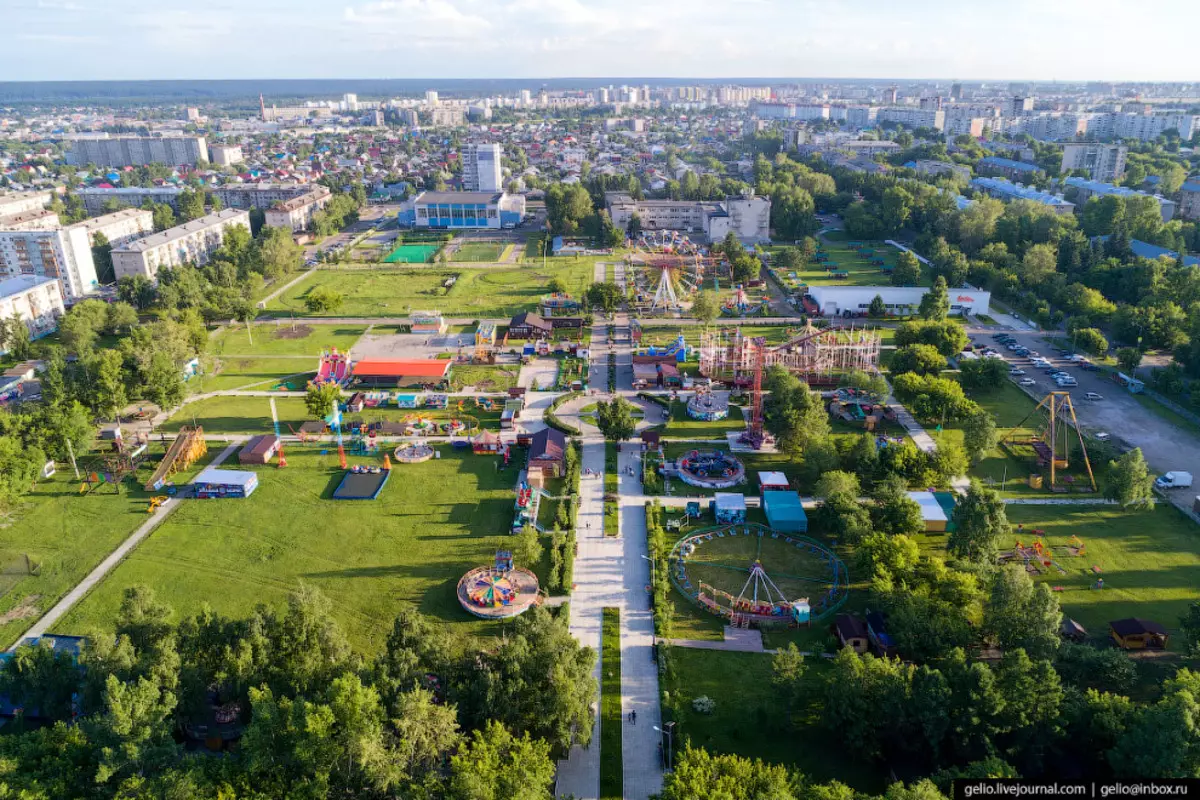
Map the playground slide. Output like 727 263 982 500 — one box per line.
333 359 348 384
316 359 333 382
143 432 191 491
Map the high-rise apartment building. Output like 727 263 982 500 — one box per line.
1061 144 1127 183
69 136 209 167
0 226 98 300
462 143 503 192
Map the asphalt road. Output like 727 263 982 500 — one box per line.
969 327 1200 514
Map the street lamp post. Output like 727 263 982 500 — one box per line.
654 722 676 772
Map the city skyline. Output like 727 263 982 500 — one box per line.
5 0 1200 84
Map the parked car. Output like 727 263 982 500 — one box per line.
1010 369 1026 376
1019 378 1037 386
1085 392 1103 401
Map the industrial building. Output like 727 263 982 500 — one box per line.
604 192 771 243
1060 143 1127 183
0 275 64 352
111 209 251 281
397 191 526 230
805 285 991 317
263 186 332 232
1063 177 1174 222
462 143 503 192
69 136 209 167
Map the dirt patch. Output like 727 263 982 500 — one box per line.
0 595 42 625
273 324 314 340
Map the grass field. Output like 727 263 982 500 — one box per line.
679 531 840 612
162 396 309 436
267 264 593 318
448 364 519 392
663 650 885 791
53 447 543 652
191 357 316 394
452 243 504 262
662 399 745 438
600 607 622 800
998 503 1200 649
208 323 367 357
0 443 218 648
768 236 930 290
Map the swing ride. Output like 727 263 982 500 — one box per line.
1000 390 1097 492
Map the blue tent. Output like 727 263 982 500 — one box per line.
763 491 808 533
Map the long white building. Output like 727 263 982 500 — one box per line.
0 191 53 218
807 284 991 317
75 186 185 215
112 209 251 281
210 183 317 210
0 275 64 351
69 136 209 167
604 192 771 243
73 208 155 246
0 226 97 300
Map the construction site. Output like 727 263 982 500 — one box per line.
698 323 882 387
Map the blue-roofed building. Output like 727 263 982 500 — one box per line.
397 191 526 230
763 491 808 533
1181 180 1200 222
978 156 1043 181
1063 177 1175 222
969 177 1075 215
1094 236 1200 267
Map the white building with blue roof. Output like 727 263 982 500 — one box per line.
1063 177 1175 222
969 177 1075 215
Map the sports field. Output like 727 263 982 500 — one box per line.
452 243 504 262
267 263 593 318
384 243 440 263
53 447 544 652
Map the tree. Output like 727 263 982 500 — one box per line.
814 470 860 500
546 277 567 295
91 231 115 284
892 251 922 286
948 480 1008 563
868 294 887 318
595 398 636 442
255 225 304 279
305 286 345 313
983 566 1062 659
660 747 802 800
891 344 947 376
105 301 139 335
626 212 643 239
58 298 109 353
919 276 950 321
0 313 32 360
584 281 623 313
772 643 807 720
872 476 924 537
1115 346 1142 376
513 524 544 568
891 373 972 421
815 490 873 544
91 349 128 419
0 436 46 511
959 356 1008 391
1103 448 1155 509
690 289 720 325
1180 602 1200 657
306 382 342 419
962 409 998 463
1072 327 1109 356
177 188 206 222
896 320 968 357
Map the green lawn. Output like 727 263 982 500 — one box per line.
0 443 218 648
208 323 367 357
190 357 316 394
53 447 543 653
600 607 623 800
266 264 593 318
662 399 745 439
452 243 504 263
994 504 1200 651
767 237 930 290
162 396 309 436
663 650 886 791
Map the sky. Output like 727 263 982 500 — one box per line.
4 0 1200 83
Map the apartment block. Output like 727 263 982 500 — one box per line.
0 226 98 299
111 209 251 281
0 275 64 350
210 183 316 210
604 192 771 243
1061 144 1127 183
73 208 156 246
75 186 185 215
0 209 61 231
877 107 945 131
431 106 466 127
977 156 1043 182
970 177 1074 215
70 136 209 167
0 191 54 218
912 160 972 182
462 143 503 192
1180 181 1200 222
210 144 244 167
263 186 332 232
845 106 879 128
1063 178 1176 222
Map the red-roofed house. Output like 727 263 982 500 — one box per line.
351 359 452 388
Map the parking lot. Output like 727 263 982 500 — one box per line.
969 326 1200 515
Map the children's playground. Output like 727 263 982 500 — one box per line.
667 449 747 489
994 503 1200 649
52 445 544 652
669 523 849 629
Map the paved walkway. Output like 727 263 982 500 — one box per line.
668 626 767 653
11 440 242 649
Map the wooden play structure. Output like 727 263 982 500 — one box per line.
699 322 881 387
1001 391 1097 492
144 426 208 491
